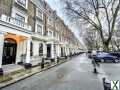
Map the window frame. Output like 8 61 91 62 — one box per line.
37 9 43 20
37 24 43 35
15 0 27 8
39 43 43 56
15 13 25 22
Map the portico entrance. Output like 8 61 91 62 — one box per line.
2 38 17 65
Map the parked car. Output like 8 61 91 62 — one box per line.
93 52 120 63
109 52 120 59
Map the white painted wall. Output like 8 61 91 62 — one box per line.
43 44 47 58
0 22 31 38
32 40 40 56
16 40 27 64
0 33 4 68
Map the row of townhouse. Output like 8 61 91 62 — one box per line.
0 0 81 74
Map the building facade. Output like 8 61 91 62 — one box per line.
0 0 81 74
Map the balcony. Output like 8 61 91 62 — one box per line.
0 14 31 31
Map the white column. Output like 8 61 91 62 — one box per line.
0 33 4 68
25 38 31 63
57 44 60 57
65 45 67 56
43 43 47 58
66 47 69 56
51 44 54 58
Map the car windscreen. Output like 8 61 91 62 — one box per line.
97 53 108 57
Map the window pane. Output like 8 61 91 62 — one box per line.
38 10 42 19
15 14 25 22
39 43 43 56
37 25 42 35
17 0 26 7
49 31 52 36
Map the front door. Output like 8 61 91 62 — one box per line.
61 47 64 57
47 44 51 58
2 39 17 65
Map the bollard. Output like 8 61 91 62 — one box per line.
93 67 98 73
57 57 59 63
57 59 59 63
24 63 32 69
102 78 111 90
65 56 67 59
41 58 44 69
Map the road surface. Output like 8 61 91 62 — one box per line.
1 54 120 90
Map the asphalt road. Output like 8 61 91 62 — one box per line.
1 54 120 90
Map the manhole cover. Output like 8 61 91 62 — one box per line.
57 73 64 79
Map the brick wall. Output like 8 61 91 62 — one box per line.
0 0 13 16
28 0 36 32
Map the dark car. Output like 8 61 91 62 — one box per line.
109 52 120 58
93 52 120 63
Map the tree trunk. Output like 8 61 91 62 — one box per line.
103 42 109 52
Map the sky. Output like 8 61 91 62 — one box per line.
46 0 86 48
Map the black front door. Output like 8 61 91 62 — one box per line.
61 47 64 57
2 39 17 65
47 44 51 58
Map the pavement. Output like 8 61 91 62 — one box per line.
2 64 24 74
1 53 120 90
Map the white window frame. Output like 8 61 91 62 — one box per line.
15 13 25 22
37 24 43 35
48 30 53 37
11 7 28 23
36 8 43 20
15 0 28 9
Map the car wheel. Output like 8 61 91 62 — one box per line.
101 59 104 63
114 59 119 63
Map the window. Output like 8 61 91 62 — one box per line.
39 43 43 56
15 14 25 22
37 10 43 19
30 42 33 56
17 0 26 7
37 25 42 35
48 31 53 37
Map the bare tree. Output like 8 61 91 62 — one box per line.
63 0 120 51
84 30 101 50
111 31 120 51
113 39 120 50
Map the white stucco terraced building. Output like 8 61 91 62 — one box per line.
0 0 82 75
